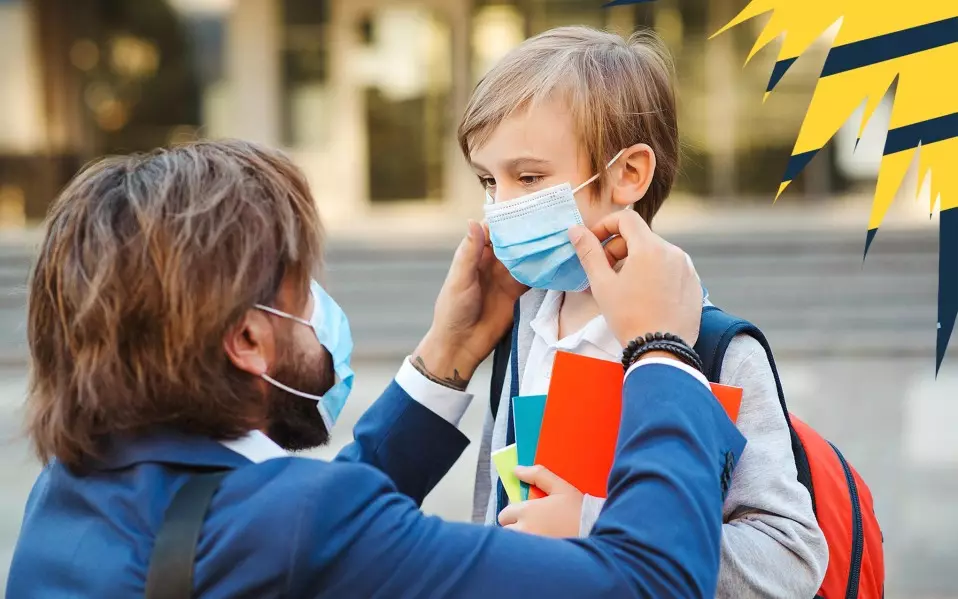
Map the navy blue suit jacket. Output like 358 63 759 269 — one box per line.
7 364 745 598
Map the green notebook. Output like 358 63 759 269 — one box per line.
491 444 521 505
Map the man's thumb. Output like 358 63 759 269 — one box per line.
569 225 611 286
449 221 483 276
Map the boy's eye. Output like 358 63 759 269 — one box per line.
478 176 496 190
519 175 543 186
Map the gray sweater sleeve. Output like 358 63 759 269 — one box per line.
472 404 496 524
578 335 828 598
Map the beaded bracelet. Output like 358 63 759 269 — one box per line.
621 332 704 374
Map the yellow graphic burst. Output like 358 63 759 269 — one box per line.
712 2 958 374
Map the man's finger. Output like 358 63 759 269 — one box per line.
602 236 628 266
568 226 613 291
514 465 576 496
467 219 485 261
445 220 484 285
498 504 522 526
588 210 652 255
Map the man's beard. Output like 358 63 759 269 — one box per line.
265 341 336 452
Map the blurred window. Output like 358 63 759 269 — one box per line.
280 0 331 149
356 6 452 203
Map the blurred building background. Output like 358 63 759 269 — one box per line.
0 0 892 232
0 1 954 598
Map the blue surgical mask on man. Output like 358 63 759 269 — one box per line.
254 280 355 430
484 149 627 292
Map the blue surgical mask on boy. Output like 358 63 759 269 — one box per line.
484 149 626 292
254 280 355 430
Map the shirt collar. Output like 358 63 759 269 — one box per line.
528 290 563 345
89 428 290 472
527 284 710 361
529 290 621 360
219 430 288 464
91 428 255 471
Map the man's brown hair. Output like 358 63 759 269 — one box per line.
26 139 323 469
458 26 679 224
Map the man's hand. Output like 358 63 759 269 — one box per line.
569 211 702 347
497 466 583 537
413 220 527 389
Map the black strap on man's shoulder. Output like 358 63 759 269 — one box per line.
145 469 229 599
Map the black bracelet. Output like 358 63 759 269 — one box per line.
635 340 703 372
621 332 704 373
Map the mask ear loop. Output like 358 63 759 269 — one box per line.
261 373 334 431
254 302 328 400
261 373 326 401
254 304 312 328
571 148 629 194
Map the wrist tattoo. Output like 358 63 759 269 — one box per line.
412 355 469 391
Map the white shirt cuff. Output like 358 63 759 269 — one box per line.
395 356 474 428
625 357 710 389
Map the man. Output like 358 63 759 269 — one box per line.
7 140 744 598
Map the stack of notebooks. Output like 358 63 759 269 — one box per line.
492 351 743 503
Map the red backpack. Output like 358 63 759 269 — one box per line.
695 306 885 599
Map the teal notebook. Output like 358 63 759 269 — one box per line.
512 395 547 500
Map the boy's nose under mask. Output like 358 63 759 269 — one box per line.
484 149 625 292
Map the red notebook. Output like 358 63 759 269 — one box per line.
710 382 743 424
529 351 742 499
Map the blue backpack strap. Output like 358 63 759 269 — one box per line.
489 331 512 420
491 301 521 523
694 306 815 504
694 306 790 423
489 300 519 421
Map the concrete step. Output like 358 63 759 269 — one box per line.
0 228 945 363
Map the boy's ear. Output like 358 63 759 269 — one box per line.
610 143 656 209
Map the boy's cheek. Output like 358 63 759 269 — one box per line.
576 199 618 231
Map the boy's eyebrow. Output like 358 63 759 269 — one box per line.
470 156 552 172
504 157 552 172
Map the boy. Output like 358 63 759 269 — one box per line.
460 27 828 598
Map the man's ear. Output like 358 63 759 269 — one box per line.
224 310 274 377
610 143 656 209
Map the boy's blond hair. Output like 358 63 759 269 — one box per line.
458 26 678 224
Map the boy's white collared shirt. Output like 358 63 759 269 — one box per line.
520 290 708 397
520 290 619 396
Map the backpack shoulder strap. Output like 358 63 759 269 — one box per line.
694 306 814 503
490 301 519 421
490 331 512 421
694 306 747 383
694 306 789 420
146 469 229 599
